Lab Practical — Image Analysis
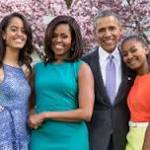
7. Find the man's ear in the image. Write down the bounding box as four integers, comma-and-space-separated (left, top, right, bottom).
120, 27, 124, 36
118, 21, 124, 38
145, 47, 149, 55
119, 25, 124, 38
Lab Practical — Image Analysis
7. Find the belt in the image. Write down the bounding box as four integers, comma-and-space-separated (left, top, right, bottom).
129, 121, 149, 127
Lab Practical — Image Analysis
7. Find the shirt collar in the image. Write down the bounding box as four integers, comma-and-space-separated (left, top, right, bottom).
98, 46, 120, 62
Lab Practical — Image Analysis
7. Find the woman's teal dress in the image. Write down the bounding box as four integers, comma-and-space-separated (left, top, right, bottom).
30, 60, 89, 150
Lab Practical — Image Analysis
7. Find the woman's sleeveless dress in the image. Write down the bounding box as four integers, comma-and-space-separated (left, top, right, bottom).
30, 60, 89, 150
0, 64, 31, 150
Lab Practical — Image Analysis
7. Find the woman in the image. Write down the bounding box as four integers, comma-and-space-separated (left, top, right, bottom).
0, 12, 33, 149
121, 35, 150, 150
29, 15, 94, 150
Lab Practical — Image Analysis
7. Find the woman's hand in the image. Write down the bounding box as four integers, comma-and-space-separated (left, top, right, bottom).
28, 113, 45, 129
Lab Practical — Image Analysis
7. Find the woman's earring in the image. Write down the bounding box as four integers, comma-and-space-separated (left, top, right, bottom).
70, 48, 74, 51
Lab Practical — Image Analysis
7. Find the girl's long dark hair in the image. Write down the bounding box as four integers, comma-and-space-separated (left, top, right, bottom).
0, 12, 33, 75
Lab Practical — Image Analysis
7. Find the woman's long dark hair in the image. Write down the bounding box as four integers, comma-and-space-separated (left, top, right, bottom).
44, 15, 83, 63
0, 12, 33, 75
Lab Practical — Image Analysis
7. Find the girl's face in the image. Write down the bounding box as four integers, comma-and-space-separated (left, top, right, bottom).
2, 17, 27, 51
122, 39, 149, 74
51, 23, 72, 60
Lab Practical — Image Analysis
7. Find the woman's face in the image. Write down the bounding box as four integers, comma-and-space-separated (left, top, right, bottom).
3, 17, 27, 51
51, 23, 72, 60
122, 40, 149, 72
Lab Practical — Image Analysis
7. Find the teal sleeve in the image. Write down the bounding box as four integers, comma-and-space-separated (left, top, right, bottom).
73, 60, 85, 79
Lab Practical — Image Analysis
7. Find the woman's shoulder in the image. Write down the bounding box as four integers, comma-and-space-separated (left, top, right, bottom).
73, 59, 85, 66
74, 59, 91, 69
71, 59, 84, 69
33, 61, 45, 69
71, 60, 87, 77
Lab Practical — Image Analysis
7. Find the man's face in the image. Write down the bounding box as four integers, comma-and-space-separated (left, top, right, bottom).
95, 16, 122, 53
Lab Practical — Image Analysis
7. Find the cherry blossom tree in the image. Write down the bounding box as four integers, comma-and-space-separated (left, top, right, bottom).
70, 0, 125, 51
27, 0, 69, 45
0, 0, 69, 56
122, 0, 150, 43
69, 0, 150, 50
0, 0, 149, 53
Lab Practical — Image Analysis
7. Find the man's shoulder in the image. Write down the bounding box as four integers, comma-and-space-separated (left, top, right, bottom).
82, 47, 98, 61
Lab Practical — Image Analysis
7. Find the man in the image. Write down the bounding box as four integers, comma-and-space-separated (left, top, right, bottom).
82, 10, 134, 150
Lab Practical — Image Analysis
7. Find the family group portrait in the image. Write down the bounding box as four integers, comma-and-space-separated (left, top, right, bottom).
0, 0, 150, 150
